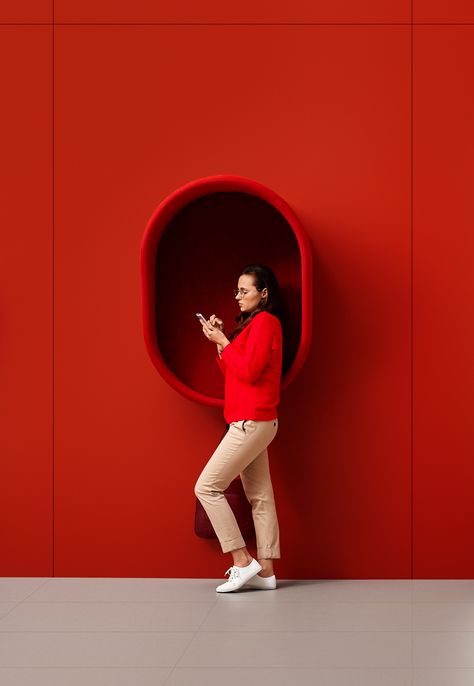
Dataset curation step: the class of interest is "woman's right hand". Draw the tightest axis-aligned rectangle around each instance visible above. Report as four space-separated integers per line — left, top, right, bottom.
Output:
209 314 224 332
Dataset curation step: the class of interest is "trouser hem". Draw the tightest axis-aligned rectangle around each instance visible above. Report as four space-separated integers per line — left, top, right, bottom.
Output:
257 547 280 559
221 536 246 554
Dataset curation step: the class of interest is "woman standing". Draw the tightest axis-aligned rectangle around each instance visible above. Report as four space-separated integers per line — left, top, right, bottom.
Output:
194 264 283 593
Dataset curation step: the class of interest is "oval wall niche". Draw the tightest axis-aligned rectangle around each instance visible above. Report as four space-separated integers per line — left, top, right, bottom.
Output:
140 175 312 408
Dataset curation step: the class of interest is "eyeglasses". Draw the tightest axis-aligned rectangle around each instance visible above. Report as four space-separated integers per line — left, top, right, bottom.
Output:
234 288 254 298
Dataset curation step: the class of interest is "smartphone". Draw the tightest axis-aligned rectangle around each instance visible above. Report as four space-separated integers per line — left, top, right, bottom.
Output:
195 312 208 326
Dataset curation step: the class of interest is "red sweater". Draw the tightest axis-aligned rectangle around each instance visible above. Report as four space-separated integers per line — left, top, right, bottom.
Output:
216 311 283 423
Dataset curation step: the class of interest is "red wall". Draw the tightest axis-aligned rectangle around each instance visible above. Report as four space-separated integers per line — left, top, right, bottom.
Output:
1 3 473 579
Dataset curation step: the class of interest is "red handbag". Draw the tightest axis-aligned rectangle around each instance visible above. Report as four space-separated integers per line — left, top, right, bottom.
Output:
194 424 256 540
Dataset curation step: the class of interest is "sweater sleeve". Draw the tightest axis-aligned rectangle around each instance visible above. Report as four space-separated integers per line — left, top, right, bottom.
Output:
220 314 276 383
215 353 226 375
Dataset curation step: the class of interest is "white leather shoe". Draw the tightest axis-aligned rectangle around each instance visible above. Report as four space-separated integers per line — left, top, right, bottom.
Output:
244 573 277 590
215 558 262 592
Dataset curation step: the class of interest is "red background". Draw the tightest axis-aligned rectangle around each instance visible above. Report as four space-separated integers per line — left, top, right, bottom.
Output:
1 2 473 578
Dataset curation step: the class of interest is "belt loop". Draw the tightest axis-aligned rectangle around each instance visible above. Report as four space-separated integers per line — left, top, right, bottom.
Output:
242 420 247 432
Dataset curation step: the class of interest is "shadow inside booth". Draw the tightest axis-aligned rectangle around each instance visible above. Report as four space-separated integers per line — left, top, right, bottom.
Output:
154 191 303 399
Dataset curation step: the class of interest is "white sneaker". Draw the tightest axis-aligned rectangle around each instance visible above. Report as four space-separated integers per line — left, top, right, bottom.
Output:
215 558 262 592
244 572 277 590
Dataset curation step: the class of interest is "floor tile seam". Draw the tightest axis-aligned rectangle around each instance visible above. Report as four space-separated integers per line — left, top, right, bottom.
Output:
0 604 24 624
0 665 436 686
0 668 174 676
410 600 474 603
0 665 448 672
160 596 219 686
0 580 52 623
0 629 449 634
172 668 474 673
215 600 417 603
0 600 222 604
3 628 474 633
0 667 444 672
0 665 175 669
0 579 53 581
0 664 177 669
150 662 416 672
0 629 195 634
5 628 405 634
0 599 447 603
2 599 472 605
0 627 474 636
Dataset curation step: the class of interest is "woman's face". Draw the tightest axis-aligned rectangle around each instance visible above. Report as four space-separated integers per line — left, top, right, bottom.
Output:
235 274 268 314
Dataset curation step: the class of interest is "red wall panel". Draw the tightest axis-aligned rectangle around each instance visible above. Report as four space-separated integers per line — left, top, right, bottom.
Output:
414 1 474 22
0 27 52 575
0 3 51 22
4 16 472 579
0 10 474 578
54 25 411 578
55 1 410 24
413 27 474 577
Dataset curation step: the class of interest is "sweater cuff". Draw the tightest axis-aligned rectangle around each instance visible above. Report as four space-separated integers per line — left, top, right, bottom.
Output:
221 343 232 357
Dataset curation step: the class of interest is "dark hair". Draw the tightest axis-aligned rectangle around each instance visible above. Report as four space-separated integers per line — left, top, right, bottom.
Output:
227 264 284 342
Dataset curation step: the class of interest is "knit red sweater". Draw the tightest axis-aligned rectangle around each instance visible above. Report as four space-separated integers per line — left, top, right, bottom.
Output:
215 311 283 423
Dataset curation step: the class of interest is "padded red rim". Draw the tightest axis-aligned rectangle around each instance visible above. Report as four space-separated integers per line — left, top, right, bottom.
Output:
140 174 312 406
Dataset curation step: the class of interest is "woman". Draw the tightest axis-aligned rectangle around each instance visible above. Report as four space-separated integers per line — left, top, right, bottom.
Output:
194 264 283 593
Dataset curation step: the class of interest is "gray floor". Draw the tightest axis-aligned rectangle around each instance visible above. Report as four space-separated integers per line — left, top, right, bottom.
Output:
1 577 474 685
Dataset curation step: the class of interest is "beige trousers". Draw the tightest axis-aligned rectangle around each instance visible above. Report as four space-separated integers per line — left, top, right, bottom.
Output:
194 418 280 558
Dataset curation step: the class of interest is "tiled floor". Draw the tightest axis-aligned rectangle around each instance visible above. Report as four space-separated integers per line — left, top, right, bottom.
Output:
0 577 474 685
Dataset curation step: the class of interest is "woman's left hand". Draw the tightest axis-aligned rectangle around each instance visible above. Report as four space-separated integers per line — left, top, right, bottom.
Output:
202 320 228 346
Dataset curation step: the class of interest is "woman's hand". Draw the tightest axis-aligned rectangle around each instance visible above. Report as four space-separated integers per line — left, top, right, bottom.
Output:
202 319 228 348
209 314 224 332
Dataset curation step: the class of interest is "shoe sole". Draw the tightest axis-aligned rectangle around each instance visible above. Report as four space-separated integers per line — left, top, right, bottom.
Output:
244 575 277 590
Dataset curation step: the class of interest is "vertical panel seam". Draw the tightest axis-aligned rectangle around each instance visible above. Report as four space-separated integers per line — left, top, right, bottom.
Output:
52 0 55 577
410 0 414 581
